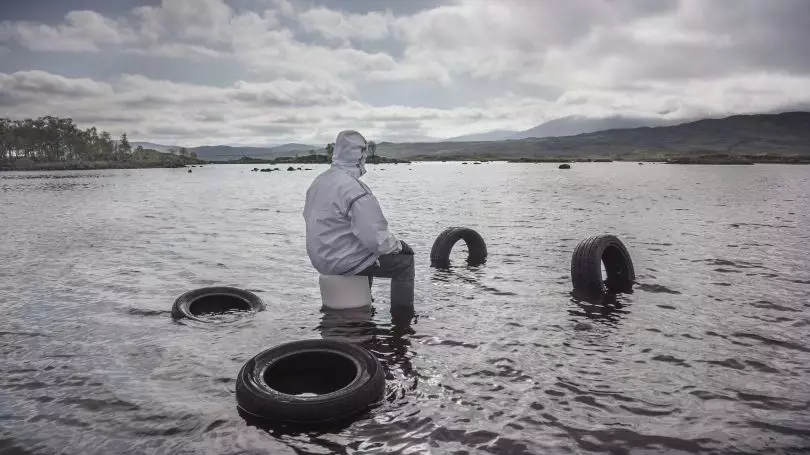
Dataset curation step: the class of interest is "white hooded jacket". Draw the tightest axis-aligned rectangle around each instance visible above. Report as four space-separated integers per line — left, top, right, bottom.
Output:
303 130 401 275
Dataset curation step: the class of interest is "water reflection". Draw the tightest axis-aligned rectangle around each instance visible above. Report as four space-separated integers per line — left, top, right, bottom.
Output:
317 304 417 381
316 305 377 344
431 266 517 296
568 290 631 328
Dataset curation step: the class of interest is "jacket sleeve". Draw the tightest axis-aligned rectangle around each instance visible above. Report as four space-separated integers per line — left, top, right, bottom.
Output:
348 193 401 255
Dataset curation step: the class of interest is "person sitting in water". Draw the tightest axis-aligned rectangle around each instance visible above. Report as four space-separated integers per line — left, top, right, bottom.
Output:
303 130 414 308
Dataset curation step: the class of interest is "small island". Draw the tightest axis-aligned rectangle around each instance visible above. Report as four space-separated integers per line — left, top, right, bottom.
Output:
0 116 203 171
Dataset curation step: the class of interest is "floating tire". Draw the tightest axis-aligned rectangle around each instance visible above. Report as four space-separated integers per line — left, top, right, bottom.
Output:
171 286 265 322
430 227 487 268
571 235 635 295
236 339 385 425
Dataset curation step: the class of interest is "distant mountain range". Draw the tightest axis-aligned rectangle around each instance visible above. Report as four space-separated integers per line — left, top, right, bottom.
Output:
443 115 677 142
132 111 809 161
508 115 677 140
377 111 810 159
443 130 519 142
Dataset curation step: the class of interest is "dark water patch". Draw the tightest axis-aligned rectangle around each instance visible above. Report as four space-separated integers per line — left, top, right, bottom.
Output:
695 258 773 271
415 336 478 350
60 396 139 412
748 300 799 312
0 331 47 338
127 308 170 317
691 390 735 401
699 358 746 370
747 420 810 437
7 368 38 374
5 380 49 391
651 355 690 366
544 416 711 453
729 222 795 229
28 414 92 429
638 241 674 247
714 268 741 273
736 392 808 411
636 283 681 294
732 332 810 353
573 395 608 410
619 405 676 417
745 360 779 373
748 272 780 278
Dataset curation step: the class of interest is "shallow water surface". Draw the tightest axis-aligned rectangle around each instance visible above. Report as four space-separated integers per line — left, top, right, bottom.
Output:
1 163 810 454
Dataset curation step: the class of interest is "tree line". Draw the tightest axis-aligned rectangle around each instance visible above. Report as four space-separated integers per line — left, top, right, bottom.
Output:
0 116 196 164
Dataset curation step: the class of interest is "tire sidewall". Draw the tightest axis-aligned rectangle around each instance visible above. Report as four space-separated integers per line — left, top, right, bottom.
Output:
236 340 385 424
171 286 265 321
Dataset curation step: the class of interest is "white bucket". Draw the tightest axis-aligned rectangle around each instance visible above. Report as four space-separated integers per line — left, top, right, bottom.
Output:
318 275 372 309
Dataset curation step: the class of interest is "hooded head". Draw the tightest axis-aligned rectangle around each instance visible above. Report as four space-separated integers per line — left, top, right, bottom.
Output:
331 130 368 178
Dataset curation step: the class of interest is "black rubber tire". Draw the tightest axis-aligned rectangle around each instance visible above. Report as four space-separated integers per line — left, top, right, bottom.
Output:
571 235 635 295
430 227 488 268
171 286 265 321
235 339 385 425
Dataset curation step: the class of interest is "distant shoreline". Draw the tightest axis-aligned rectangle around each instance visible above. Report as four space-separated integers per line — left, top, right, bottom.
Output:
207 154 410 165
0 160 197 172
3 154 808 172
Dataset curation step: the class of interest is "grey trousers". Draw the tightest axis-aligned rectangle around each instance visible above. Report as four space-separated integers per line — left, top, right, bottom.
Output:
356 253 415 308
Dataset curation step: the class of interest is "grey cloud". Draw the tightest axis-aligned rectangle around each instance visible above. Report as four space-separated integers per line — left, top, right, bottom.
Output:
583 0 810 82
69 113 144 125
238 123 305 134
696 0 810 74
230 79 351 107
0 70 113 98
1 0 810 144
193 111 226 122
312 0 447 16
0 10 133 52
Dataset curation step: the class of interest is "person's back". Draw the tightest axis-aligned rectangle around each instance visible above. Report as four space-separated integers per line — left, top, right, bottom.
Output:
303 130 414 308
303 130 399 275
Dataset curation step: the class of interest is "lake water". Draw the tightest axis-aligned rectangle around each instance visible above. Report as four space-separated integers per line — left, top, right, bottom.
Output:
1 163 809 454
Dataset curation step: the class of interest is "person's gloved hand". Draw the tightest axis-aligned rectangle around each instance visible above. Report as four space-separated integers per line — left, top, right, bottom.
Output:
399 240 414 255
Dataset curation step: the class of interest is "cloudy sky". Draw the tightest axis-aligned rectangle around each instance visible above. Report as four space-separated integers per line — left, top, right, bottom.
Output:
1 0 809 146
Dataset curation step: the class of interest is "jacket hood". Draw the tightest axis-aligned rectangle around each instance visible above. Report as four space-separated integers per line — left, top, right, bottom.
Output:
332 130 368 178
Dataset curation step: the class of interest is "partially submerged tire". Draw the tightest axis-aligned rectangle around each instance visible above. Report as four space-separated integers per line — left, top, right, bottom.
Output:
236 339 385 425
571 235 635 295
171 286 265 322
430 227 487 268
